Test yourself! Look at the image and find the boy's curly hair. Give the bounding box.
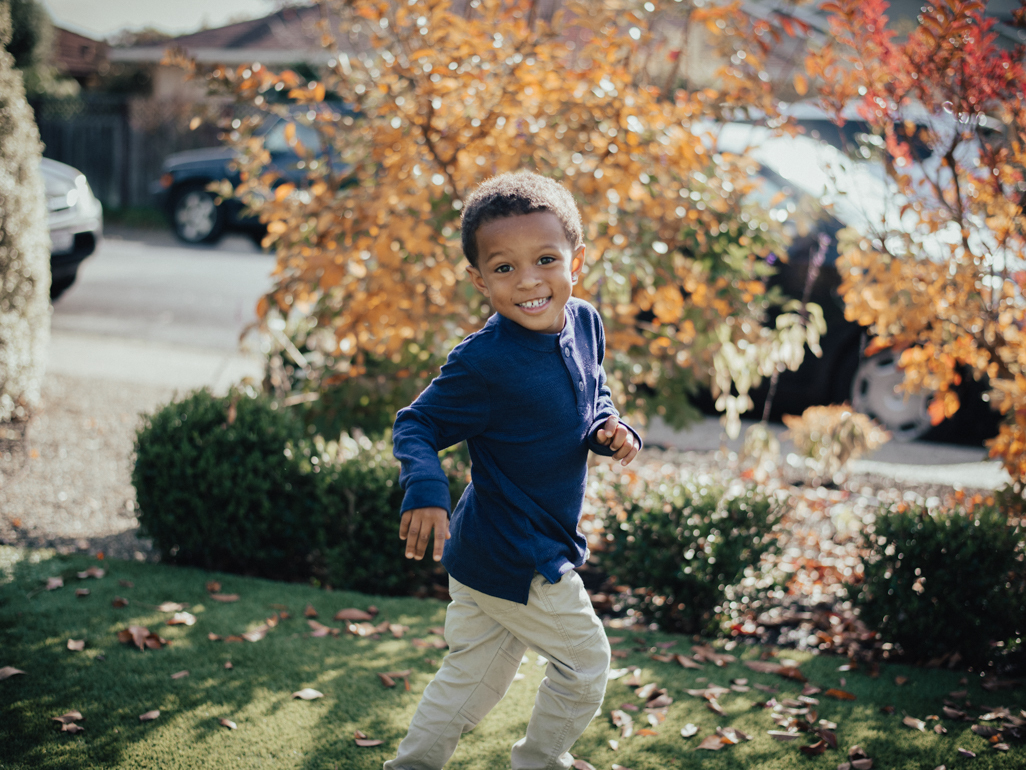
[460,171,583,267]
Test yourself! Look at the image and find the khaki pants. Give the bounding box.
[384,571,611,770]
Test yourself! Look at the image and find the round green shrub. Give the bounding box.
[133,388,470,594]
[598,478,783,634]
[133,389,322,580]
[854,504,1025,664]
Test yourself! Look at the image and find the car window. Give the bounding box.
[263,121,323,155]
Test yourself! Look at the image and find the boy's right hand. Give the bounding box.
[399,507,450,562]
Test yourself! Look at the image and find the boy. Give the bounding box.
[388,171,641,770]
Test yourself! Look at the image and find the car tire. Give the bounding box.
[50,273,76,301]
[850,351,932,442]
[170,185,225,244]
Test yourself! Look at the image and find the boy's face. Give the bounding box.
[467,211,584,335]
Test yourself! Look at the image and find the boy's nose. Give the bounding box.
[517,270,543,288]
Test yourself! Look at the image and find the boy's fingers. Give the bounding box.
[399,511,411,540]
[609,425,627,452]
[620,443,640,466]
[433,521,447,561]
[597,415,620,445]
[405,520,421,558]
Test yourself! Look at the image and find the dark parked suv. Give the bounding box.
[151,116,325,244]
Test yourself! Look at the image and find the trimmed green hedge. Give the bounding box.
[854,504,1025,664]
[598,477,784,633]
[132,389,468,594]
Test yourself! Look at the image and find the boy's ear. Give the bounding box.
[466,265,490,297]
[570,245,585,284]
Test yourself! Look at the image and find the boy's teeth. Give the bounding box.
[520,298,548,308]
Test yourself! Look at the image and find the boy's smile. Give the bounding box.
[467,211,584,335]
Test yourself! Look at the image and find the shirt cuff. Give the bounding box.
[400,479,452,516]
[588,419,643,457]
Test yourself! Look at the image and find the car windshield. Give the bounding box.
[263,120,324,155]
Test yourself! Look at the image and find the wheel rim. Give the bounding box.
[174,191,217,241]
[850,353,932,442]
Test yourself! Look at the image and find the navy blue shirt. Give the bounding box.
[393,297,641,604]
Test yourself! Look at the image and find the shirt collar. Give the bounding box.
[491,304,576,352]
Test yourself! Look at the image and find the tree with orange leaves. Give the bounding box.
[801,0,1026,481]
[193,0,824,438]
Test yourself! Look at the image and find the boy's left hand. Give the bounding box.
[595,415,640,466]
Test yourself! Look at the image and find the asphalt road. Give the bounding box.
[52,227,275,352]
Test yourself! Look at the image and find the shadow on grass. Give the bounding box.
[2,549,1023,770]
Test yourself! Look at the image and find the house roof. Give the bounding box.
[108,4,337,65]
[55,27,109,79]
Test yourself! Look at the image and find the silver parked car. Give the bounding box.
[42,157,103,300]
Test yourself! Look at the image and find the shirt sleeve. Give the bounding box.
[393,350,490,515]
[586,313,643,456]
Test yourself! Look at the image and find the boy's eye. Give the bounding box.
[494,264,512,274]
[538,255,556,265]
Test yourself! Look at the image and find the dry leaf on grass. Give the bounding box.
[692,645,736,666]
[675,654,702,669]
[67,639,85,652]
[210,594,240,603]
[852,759,874,770]
[957,748,976,758]
[224,661,233,669]
[902,716,926,732]
[292,688,323,700]
[112,596,129,608]
[610,709,634,738]
[46,577,63,590]
[354,729,383,747]
[171,670,189,680]
[75,589,89,598]
[681,723,698,738]
[768,730,800,741]
[389,624,407,639]
[118,625,168,650]
[206,581,221,593]
[411,637,447,649]
[139,710,160,722]
[334,608,373,621]
[0,666,25,679]
[168,612,196,626]
[799,740,827,756]
[571,759,596,770]
[824,688,856,701]
[697,735,725,750]
[52,710,83,724]
[77,567,105,579]
[307,620,340,638]
[157,602,188,612]
[60,722,85,733]
[636,728,658,737]
[219,718,237,730]
[304,604,319,618]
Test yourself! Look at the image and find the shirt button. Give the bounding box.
[564,347,570,356]
[578,381,584,391]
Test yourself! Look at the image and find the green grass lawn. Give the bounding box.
[1,546,1022,770]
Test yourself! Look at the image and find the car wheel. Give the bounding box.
[850,351,932,442]
[171,185,225,244]
[50,274,76,301]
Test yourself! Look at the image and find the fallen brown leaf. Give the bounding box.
[706,699,726,716]
[304,604,318,618]
[636,728,658,736]
[934,724,947,734]
[117,625,167,651]
[378,672,396,688]
[171,670,189,680]
[571,759,596,770]
[799,740,827,756]
[824,688,856,701]
[112,596,129,608]
[675,653,702,669]
[681,723,698,738]
[61,722,85,733]
[46,577,63,590]
[852,759,874,770]
[993,743,1010,752]
[139,710,160,722]
[692,644,736,666]
[635,683,658,700]
[242,625,270,642]
[167,612,196,626]
[334,608,373,621]
[610,709,634,738]
[768,730,800,741]
[208,633,222,641]
[895,676,909,686]
[156,602,188,612]
[210,593,239,603]
[206,581,221,593]
[219,717,237,730]
[389,624,407,639]
[77,567,105,579]
[0,666,25,680]
[611,649,629,659]
[902,716,926,732]
[957,748,976,758]
[697,735,725,750]
[75,588,89,598]
[647,694,673,708]
[971,725,1001,738]
[354,729,383,747]
[292,688,323,700]
[67,639,85,652]
[426,625,444,634]
[52,710,83,724]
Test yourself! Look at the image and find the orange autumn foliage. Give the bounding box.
[194,0,824,436]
